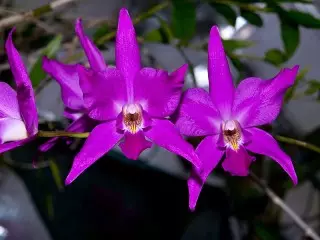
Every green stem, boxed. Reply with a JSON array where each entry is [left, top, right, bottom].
[[276, 135, 320, 154], [176, 46, 198, 87], [37, 130, 89, 138], [95, 1, 169, 45]]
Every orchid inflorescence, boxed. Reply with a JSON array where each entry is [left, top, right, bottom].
[[0, 8, 299, 210]]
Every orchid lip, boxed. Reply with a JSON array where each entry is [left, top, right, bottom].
[[222, 120, 243, 151], [122, 103, 143, 134]]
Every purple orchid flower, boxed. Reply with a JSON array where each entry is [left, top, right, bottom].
[[175, 26, 299, 210], [65, 8, 200, 184], [39, 18, 104, 151], [0, 29, 38, 153]]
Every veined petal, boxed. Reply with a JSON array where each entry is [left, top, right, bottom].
[[116, 8, 141, 100], [0, 118, 27, 143], [144, 119, 200, 168], [245, 128, 297, 184], [0, 137, 33, 154], [134, 65, 187, 117], [208, 26, 234, 119], [5, 29, 38, 135], [42, 57, 84, 111], [65, 121, 123, 184], [64, 107, 84, 121], [222, 147, 255, 176], [188, 135, 224, 211], [75, 18, 107, 71], [232, 66, 299, 128], [0, 82, 20, 119], [77, 65, 126, 121], [175, 88, 221, 136], [119, 131, 152, 160], [39, 115, 95, 152]]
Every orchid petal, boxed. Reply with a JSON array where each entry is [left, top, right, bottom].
[[232, 66, 299, 128], [77, 65, 126, 121], [208, 26, 234, 119], [222, 147, 255, 176], [120, 131, 152, 160], [75, 18, 107, 71], [175, 88, 221, 136], [0, 137, 33, 154], [65, 121, 123, 184], [39, 115, 94, 152], [42, 57, 84, 111], [245, 128, 297, 184], [0, 82, 20, 119], [0, 118, 27, 144], [188, 135, 224, 210], [63, 107, 84, 121], [144, 119, 200, 168], [116, 8, 141, 99], [134, 65, 187, 117], [5, 29, 38, 135]]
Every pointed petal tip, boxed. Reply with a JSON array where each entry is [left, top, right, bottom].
[[75, 18, 83, 31], [189, 205, 196, 212], [210, 25, 220, 37], [119, 8, 130, 17], [118, 8, 133, 27], [5, 28, 15, 50]]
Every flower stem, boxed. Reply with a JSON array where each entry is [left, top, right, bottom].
[[37, 130, 89, 138], [249, 172, 320, 240], [95, 1, 169, 45], [276, 135, 320, 154], [0, 0, 76, 29]]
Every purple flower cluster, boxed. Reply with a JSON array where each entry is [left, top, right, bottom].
[[0, 8, 299, 210]]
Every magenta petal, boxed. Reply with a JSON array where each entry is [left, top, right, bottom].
[[42, 57, 84, 111], [0, 137, 33, 154], [77, 65, 126, 121], [175, 88, 221, 136], [65, 121, 123, 184], [5, 29, 38, 136], [120, 131, 152, 160], [144, 119, 200, 168], [208, 26, 234, 119], [134, 65, 187, 117], [116, 8, 141, 92], [0, 82, 20, 119], [245, 128, 298, 184], [64, 107, 83, 121], [75, 18, 106, 71], [188, 135, 224, 210], [232, 66, 299, 128], [222, 147, 255, 176]]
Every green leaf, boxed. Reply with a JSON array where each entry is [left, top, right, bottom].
[[280, 18, 300, 58], [29, 34, 62, 87], [305, 80, 320, 95], [286, 10, 320, 28], [285, 67, 308, 101], [171, 0, 196, 42], [240, 9, 263, 27], [144, 28, 163, 42], [210, 3, 237, 26], [223, 39, 255, 53], [264, 49, 287, 66], [144, 16, 174, 44], [49, 160, 64, 191], [93, 24, 110, 44]]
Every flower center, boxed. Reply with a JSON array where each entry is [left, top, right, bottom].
[[222, 120, 242, 151], [122, 104, 143, 134]]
